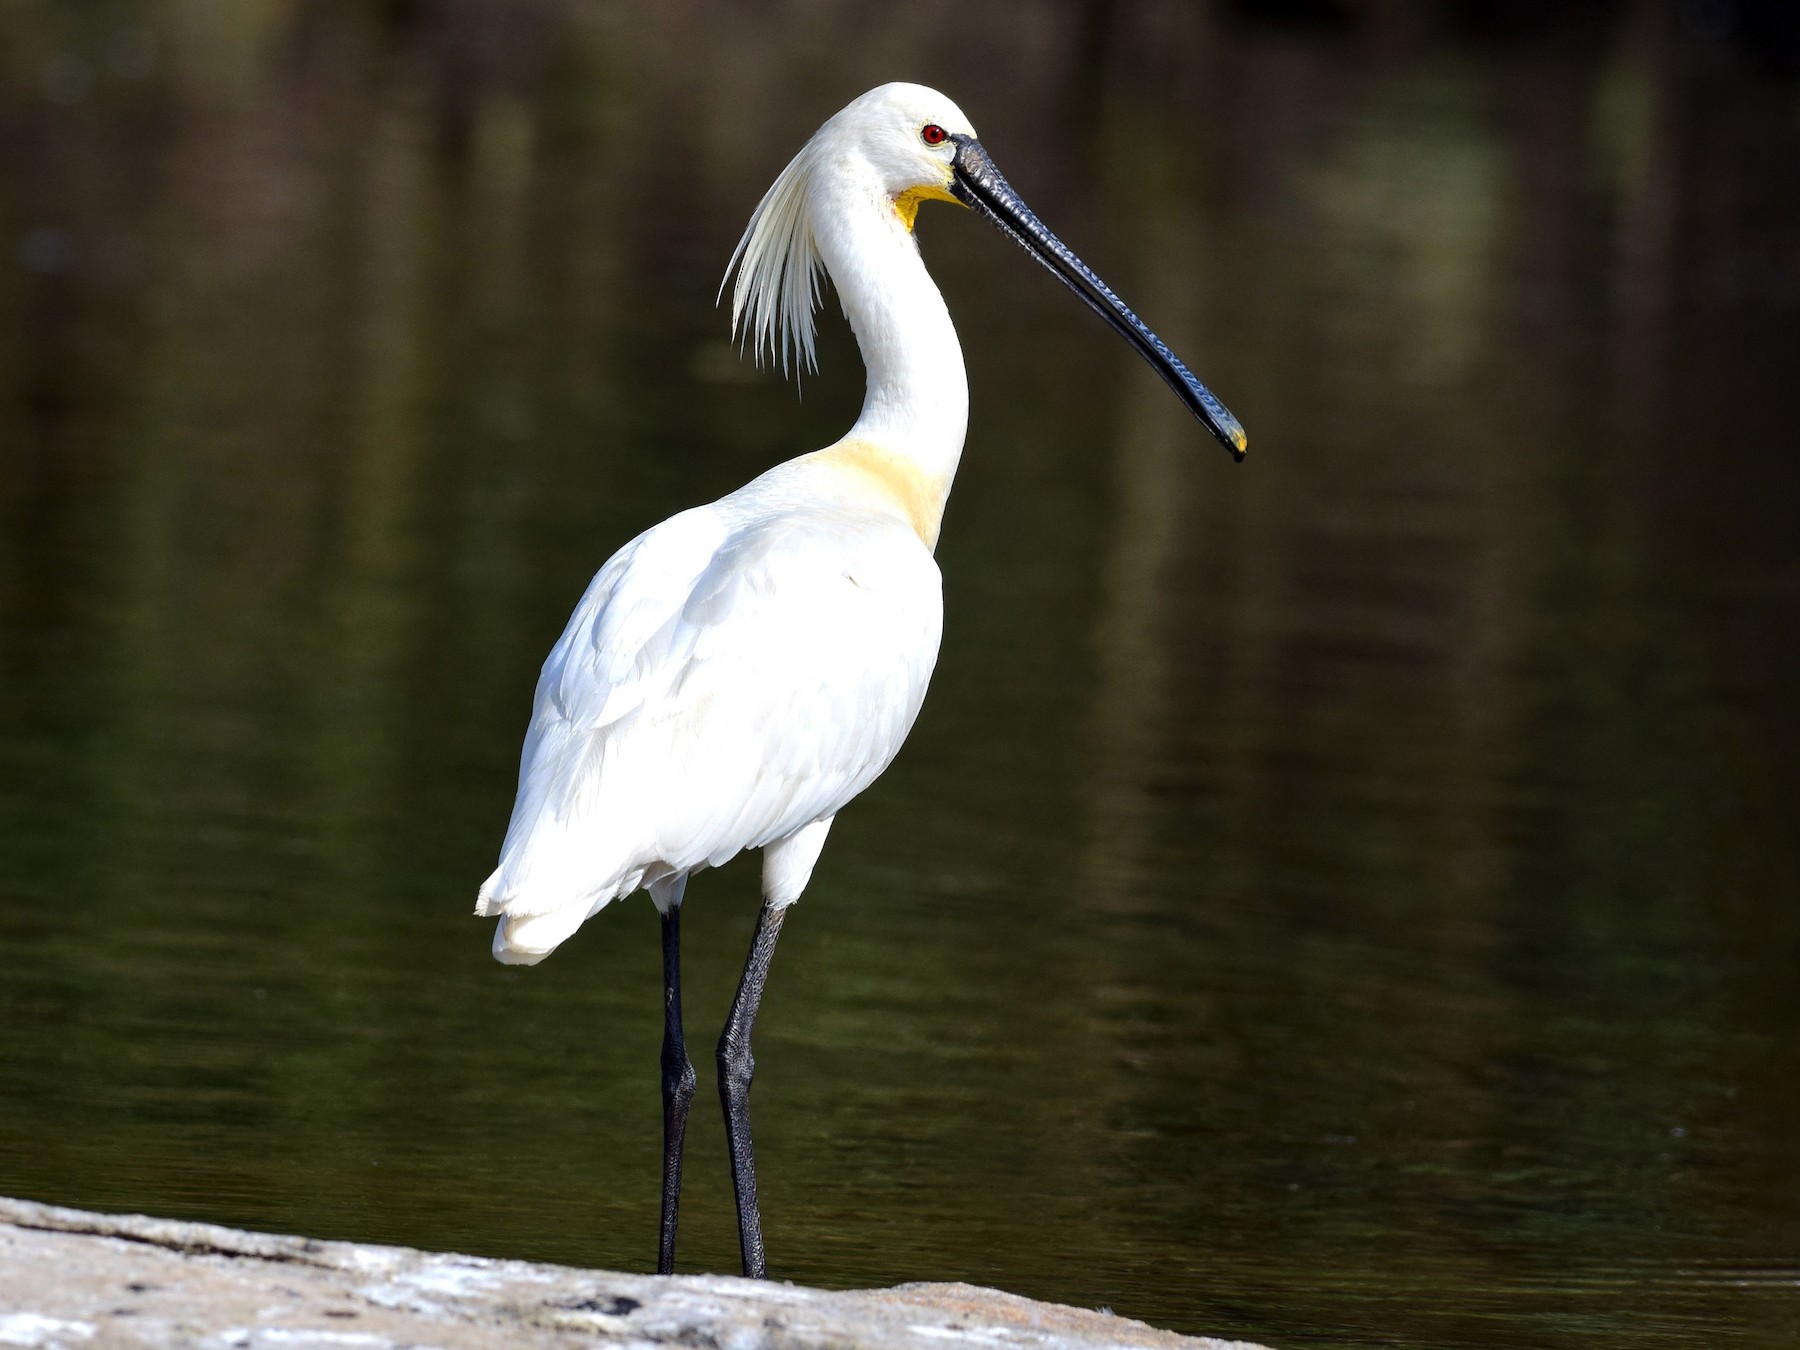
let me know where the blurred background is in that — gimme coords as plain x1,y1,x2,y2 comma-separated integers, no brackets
2,1,1799,1347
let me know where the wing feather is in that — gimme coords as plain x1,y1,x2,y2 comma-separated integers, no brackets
477,501,941,959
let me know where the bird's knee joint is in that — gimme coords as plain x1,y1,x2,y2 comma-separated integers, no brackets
717,1039,755,1093
663,1055,696,1103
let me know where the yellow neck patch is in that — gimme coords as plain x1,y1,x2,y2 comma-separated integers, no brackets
808,439,951,550
893,183,961,233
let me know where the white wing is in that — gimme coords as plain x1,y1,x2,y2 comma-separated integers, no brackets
476,498,942,961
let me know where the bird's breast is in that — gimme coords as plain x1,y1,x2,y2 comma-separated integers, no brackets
798,439,951,551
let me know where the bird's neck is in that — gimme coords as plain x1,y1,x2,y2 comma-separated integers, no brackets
813,181,968,528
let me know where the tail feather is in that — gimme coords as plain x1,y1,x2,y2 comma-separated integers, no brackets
477,864,643,966
474,869,505,918
489,907,590,966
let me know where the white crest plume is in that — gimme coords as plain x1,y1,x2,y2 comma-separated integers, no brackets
721,137,825,377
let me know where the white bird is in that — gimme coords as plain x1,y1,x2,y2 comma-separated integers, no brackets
475,82,1246,1281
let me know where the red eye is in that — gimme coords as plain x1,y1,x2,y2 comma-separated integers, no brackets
921,123,948,146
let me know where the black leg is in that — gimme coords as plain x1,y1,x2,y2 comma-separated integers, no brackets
657,903,696,1275
717,900,788,1279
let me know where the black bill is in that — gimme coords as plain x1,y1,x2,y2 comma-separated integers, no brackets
948,135,1247,462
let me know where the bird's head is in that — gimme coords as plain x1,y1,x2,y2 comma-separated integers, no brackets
810,83,977,232
725,82,1246,461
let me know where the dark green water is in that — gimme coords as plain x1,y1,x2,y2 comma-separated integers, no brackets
3,4,1800,1347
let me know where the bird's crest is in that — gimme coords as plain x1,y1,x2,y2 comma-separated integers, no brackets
721,139,824,378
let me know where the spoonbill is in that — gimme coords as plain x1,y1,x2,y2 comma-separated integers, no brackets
476,82,1245,1280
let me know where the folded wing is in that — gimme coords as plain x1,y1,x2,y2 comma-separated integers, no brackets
477,502,942,961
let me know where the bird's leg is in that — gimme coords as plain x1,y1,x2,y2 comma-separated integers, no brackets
717,900,788,1280
657,902,696,1275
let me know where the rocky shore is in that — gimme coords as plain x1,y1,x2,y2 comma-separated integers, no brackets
0,1197,1269,1350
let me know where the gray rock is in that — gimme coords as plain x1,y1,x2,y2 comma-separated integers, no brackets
0,1197,1269,1350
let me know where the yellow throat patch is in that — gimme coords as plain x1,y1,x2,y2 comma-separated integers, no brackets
893,183,961,233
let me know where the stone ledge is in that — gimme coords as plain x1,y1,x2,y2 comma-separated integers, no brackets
0,1196,1270,1350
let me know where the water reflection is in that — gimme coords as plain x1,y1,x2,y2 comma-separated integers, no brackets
2,3,1798,1348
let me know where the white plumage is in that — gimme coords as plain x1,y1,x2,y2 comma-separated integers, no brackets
476,480,942,961
478,84,976,964
475,81,1244,1281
